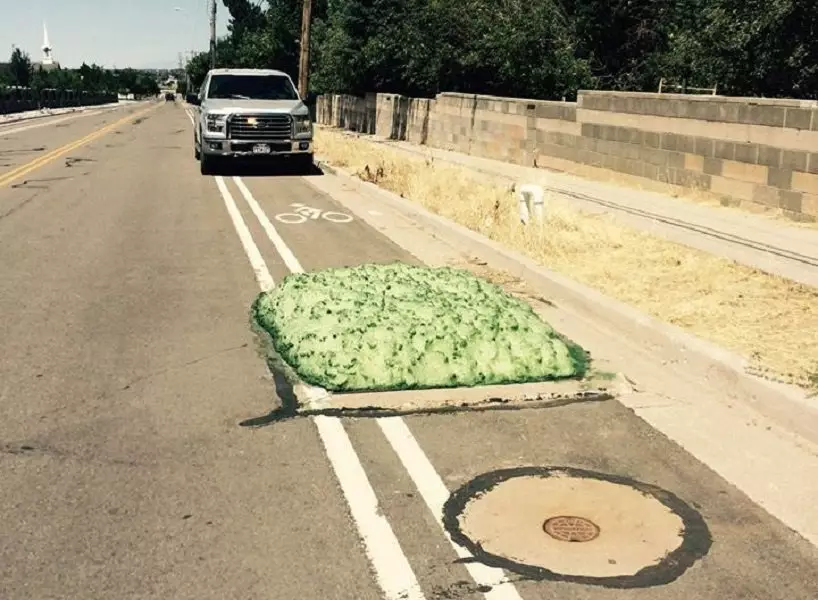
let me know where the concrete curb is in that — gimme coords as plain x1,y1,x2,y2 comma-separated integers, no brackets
315,158,818,444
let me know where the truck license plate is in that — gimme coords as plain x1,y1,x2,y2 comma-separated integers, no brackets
252,143,271,154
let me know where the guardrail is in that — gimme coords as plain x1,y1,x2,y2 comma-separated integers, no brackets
0,86,119,115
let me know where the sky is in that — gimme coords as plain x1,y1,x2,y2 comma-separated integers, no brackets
0,0,231,69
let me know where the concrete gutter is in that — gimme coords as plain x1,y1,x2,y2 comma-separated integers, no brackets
315,158,818,447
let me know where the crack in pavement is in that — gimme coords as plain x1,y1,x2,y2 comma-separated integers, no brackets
0,442,143,468
0,191,44,221
118,342,251,393
0,146,46,154
10,176,72,190
65,156,95,168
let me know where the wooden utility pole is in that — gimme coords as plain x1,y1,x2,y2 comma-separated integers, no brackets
209,0,217,70
297,0,312,97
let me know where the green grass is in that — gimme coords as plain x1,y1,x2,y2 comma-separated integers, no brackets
252,262,588,393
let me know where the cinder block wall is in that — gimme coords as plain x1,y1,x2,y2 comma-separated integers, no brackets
425,93,580,167
316,90,818,220
576,92,818,219
317,93,378,133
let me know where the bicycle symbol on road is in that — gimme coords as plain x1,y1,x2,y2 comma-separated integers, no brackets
274,202,353,224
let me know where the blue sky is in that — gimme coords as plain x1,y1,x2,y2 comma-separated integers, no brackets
1,0,231,69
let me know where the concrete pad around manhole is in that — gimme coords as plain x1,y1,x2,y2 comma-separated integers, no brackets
442,467,711,589
293,374,627,416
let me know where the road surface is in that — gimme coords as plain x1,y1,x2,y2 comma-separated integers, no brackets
2,100,818,600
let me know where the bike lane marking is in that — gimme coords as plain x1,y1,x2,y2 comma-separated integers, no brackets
274,201,354,224
232,175,524,600
216,175,427,600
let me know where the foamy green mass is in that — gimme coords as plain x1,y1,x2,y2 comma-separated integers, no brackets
253,263,587,392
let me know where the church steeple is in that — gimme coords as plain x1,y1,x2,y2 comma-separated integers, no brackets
42,22,54,65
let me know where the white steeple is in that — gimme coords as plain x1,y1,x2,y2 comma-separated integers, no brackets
42,22,54,65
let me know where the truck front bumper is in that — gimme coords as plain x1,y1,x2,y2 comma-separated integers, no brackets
200,137,312,157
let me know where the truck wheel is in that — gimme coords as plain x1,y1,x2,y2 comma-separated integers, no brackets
200,152,215,176
292,153,314,174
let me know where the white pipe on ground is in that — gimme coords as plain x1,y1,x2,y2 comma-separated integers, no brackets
517,190,530,224
517,184,545,223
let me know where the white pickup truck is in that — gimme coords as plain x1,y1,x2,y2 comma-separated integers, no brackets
187,68,314,175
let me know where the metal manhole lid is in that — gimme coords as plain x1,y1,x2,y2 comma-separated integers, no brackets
543,516,600,542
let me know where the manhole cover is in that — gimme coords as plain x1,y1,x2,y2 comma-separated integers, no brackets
543,516,600,542
442,466,712,588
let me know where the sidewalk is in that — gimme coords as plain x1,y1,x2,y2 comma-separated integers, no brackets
364,135,818,288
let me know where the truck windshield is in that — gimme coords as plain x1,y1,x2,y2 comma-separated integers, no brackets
206,74,299,101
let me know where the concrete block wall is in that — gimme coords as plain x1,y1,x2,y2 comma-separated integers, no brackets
317,93,378,134
316,90,818,220
425,93,580,167
406,97,433,144
575,92,818,219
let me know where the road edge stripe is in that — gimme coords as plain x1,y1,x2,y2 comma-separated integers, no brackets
378,417,523,599
213,174,427,600
233,174,525,598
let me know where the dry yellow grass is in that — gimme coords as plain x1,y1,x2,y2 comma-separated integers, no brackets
314,127,818,392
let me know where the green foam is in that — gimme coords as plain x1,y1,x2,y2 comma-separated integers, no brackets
253,262,588,392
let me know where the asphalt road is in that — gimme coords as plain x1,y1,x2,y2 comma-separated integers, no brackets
2,100,818,600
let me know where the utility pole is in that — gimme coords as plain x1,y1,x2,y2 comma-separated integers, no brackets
297,0,312,98
209,0,217,70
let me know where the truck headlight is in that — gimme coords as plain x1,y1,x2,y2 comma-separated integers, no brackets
293,115,312,135
205,113,227,133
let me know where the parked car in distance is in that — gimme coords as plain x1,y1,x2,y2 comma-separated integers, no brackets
187,68,313,175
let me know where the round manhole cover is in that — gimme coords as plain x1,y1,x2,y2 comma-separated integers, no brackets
442,466,713,587
543,516,600,542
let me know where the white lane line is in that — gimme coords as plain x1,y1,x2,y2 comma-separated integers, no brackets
233,176,524,599
378,418,524,600
315,416,427,600
214,177,426,600
184,108,195,125
233,177,305,273
232,177,332,408
214,176,275,291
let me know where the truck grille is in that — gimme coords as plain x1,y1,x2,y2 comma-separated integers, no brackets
228,114,292,141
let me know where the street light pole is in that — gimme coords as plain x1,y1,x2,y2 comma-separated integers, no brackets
297,0,312,98
209,0,217,70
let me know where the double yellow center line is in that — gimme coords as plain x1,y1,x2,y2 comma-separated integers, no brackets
0,105,156,188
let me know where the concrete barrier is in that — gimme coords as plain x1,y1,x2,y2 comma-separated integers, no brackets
316,90,818,221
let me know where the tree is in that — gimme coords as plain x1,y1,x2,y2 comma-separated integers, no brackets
30,66,52,90
186,50,214,90
50,67,82,91
0,63,12,86
659,0,817,98
9,47,32,87
223,0,266,37
181,0,817,102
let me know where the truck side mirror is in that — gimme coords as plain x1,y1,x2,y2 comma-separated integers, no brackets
186,94,200,106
